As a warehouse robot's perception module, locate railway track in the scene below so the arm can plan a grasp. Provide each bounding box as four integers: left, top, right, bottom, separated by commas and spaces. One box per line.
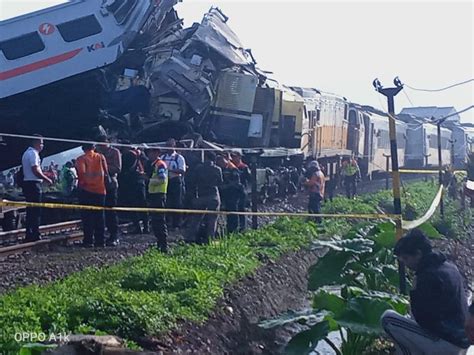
0, 221, 138, 257
0, 220, 82, 246
0, 220, 84, 257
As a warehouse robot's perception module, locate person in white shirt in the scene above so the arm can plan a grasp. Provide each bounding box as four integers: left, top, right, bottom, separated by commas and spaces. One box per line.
161, 138, 186, 228
21, 135, 52, 242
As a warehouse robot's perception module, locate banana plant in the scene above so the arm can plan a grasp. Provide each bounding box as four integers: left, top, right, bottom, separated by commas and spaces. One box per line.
260, 286, 408, 355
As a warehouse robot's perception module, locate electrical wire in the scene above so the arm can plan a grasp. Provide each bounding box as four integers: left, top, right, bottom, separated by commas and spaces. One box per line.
404, 78, 473, 92
403, 90, 415, 107
375, 92, 387, 112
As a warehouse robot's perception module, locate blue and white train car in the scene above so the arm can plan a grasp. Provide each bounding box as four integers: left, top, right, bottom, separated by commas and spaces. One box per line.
405, 121, 452, 168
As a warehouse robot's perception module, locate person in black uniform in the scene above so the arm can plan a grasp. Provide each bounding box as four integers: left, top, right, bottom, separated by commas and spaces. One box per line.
216, 155, 245, 234
185, 152, 223, 244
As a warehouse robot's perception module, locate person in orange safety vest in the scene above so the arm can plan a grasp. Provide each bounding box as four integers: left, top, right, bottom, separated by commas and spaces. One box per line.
76, 143, 108, 247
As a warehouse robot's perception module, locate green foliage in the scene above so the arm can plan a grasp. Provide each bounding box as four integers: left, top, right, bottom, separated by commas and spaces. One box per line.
284, 320, 330, 355
0, 218, 319, 353
309, 223, 402, 293
276, 286, 408, 355
19, 343, 58, 355
308, 250, 354, 290
259, 309, 323, 329
417, 222, 442, 239
322, 197, 377, 215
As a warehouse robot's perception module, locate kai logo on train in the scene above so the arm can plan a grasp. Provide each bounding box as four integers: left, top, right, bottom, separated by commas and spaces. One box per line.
38, 23, 55, 35
87, 42, 105, 52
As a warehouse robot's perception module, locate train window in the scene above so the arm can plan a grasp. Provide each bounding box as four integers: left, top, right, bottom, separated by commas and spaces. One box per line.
428, 135, 450, 149
57, 15, 102, 42
0, 32, 45, 60
378, 130, 390, 149
107, 0, 138, 24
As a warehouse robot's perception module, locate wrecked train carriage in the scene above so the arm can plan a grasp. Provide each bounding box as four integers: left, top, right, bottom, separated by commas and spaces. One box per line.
0, 0, 179, 170
140, 7, 268, 142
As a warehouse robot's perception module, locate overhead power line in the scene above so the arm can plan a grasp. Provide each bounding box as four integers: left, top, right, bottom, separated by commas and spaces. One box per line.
404, 78, 473, 92
402, 90, 415, 106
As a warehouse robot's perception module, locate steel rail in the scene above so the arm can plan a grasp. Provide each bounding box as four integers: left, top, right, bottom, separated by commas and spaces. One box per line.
0, 220, 82, 245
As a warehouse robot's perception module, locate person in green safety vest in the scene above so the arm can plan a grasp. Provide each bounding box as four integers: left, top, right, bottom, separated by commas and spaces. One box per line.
148, 147, 169, 253
342, 157, 361, 199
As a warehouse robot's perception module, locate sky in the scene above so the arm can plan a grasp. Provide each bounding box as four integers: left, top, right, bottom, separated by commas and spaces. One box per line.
1, 0, 473, 123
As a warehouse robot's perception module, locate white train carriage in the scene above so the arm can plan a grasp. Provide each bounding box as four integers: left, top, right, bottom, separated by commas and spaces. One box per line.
405, 122, 452, 168
450, 124, 474, 168
359, 107, 407, 177
0, 0, 170, 99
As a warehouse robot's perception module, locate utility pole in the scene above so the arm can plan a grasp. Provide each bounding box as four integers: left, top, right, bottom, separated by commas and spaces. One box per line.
449, 139, 456, 169
435, 117, 448, 219
373, 77, 406, 294
383, 153, 390, 189
423, 154, 431, 182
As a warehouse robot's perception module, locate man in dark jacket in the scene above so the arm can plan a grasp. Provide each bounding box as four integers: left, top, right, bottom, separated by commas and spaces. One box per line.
381, 229, 471, 354
118, 144, 149, 234
184, 151, 223, 244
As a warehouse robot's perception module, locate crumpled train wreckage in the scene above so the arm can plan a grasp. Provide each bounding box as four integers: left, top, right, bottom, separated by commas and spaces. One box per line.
102, 6, 301, 149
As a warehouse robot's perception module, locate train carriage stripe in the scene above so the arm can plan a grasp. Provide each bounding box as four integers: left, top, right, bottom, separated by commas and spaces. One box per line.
0, 48, 83, 81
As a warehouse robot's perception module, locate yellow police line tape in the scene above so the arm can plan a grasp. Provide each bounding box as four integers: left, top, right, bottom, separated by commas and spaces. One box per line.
0, 200, 400, 220
401, 185, 443, 230
397, 169, 466, 174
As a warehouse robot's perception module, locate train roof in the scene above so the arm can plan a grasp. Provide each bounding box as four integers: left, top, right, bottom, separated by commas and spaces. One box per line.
399, 106, 460, 123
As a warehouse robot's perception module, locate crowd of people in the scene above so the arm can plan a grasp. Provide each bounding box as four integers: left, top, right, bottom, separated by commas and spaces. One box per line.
15, 132, 366, 247
18, 134, 251, 251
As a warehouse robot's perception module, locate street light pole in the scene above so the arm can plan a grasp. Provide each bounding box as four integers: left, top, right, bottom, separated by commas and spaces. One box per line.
373, 77, 406, 294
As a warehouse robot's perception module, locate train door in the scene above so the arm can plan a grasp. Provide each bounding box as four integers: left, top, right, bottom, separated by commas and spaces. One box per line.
357, 112, 365, 156
347, 108, 359, 153
422, 127, 429, 159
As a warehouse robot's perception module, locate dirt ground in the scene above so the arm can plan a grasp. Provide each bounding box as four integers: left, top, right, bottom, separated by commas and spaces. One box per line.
143, 248, 326, 354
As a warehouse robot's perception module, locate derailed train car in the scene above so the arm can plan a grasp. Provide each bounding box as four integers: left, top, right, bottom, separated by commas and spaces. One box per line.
209, 74, 304, 149
0, 0, 180, 169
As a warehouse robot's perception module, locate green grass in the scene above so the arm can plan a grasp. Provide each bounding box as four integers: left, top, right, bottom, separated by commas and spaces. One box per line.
0, 218, 318, 353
